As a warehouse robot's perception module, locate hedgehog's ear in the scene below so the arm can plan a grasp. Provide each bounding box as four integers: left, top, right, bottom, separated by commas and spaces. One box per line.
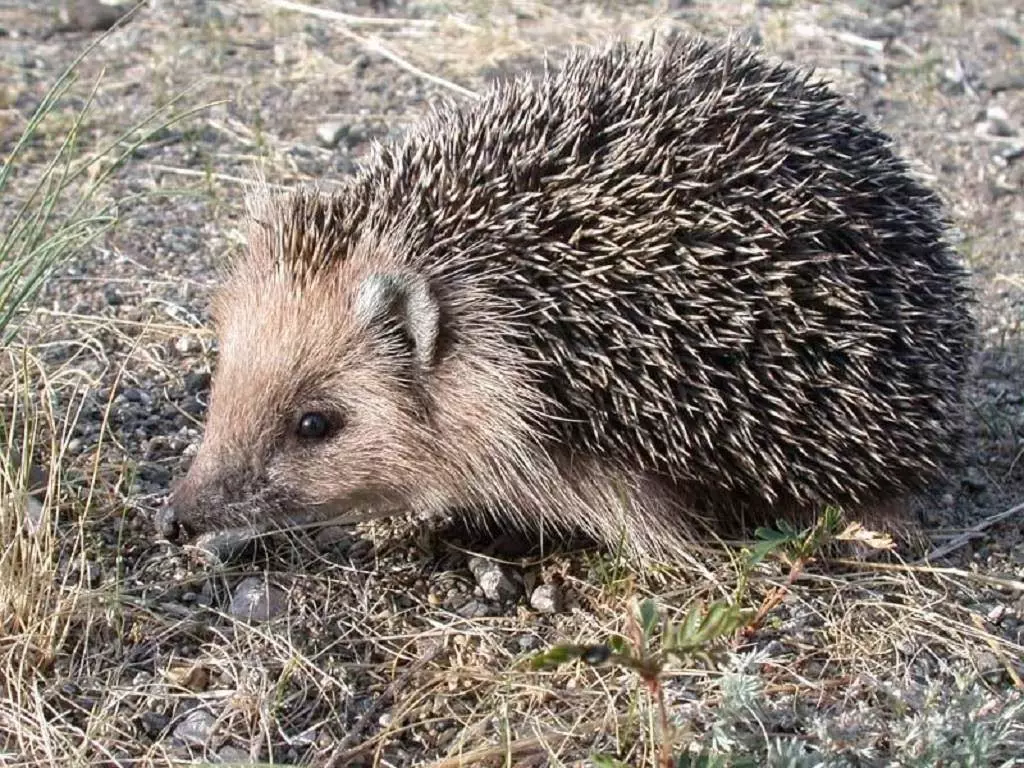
354, 272, 440, 368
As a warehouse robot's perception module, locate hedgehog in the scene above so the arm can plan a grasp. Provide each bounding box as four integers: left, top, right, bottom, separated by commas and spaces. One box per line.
159, 33, 975, 563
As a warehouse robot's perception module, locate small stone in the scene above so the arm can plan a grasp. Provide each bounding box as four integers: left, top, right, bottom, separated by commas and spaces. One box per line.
940, 60, 967, 95
454, 598, 492, 619
193, 527, 258, 563
316, 121, 348, 147
140, 464, 171, 485
518, 634, 540, 651
172, 708, 217, 747
216, 745, 251, 762
467, 556, 521, 602
988, 604, 1007, 624
529, 583, 563, 614
983, 105, 1017, 137
175, 335, 198, 355
229, 576, 287, 622
989, 73, 1024, 94
139, 710, 170, 738
122, 387, 143, 403
183, 371, 211, 394
22, 495, 45, 534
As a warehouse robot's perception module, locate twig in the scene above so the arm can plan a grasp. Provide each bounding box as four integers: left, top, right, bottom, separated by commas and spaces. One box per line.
260, 0, 478, 100
262, 0, 439, 27
143, 164, 296, 190
831, 30, 886, 54
833, 559, 1024, 592
918, 500, 1024, 563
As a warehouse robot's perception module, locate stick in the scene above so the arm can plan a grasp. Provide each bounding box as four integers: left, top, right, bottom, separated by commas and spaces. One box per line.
918, 500, 1024, 563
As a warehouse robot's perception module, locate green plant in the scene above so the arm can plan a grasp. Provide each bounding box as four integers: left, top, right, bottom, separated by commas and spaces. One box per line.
528, 508, 868, 767
0, 12, 215, 344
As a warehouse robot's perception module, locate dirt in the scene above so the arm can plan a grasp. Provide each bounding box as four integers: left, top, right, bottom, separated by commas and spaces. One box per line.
0, 0, 1022, 766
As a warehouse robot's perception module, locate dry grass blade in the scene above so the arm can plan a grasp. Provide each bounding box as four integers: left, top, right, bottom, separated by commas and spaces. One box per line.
260, 0, 479, 100
262, 0, 445, 28
919, 500, 1024, 563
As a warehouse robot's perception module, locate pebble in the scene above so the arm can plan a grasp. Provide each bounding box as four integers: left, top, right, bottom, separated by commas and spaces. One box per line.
103, 286, 124, 306
192, 528, 256, 563
228, 577, 288, 622
175, 335, 198, 355
139, 710, 170, 738
217, 745, 251, 762
172, 708, 217, 747
316, 121, 348, 147
981, 105, 1018, 137
529, 583, 563, 614
989, 72, 1024, 94
517, 635, 540, 651
467, 556, 521, 602
453, 598, 493, 619
183, 371, 210, 394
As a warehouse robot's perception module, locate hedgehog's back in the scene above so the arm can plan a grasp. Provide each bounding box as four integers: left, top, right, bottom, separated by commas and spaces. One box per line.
330, 35, 975, 519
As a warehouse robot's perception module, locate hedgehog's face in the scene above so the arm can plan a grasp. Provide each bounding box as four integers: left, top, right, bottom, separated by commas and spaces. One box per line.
160, 265, 449, 541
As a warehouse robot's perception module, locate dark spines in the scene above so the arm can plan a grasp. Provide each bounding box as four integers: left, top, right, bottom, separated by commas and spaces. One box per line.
256, 34, 974, 523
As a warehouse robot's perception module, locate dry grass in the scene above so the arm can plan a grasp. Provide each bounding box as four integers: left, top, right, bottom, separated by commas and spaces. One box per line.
1, 0, 1023, 765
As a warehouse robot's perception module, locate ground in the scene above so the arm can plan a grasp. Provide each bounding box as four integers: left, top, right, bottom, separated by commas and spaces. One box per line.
0, 0, 1023, 766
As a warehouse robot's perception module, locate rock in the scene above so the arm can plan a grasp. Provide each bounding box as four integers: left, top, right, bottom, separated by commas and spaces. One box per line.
987, 604, 1007, 624
229, 577, 287, 622
989, 73, 1024, 94
121, 387, 144, 403
529, 583, 563, 614
314, 525, 352, 551
22, 495, 45, 534
140, 463, 171, 485
184, 371, 211, 394
172, 707, 217, 747
216, 745, 251, 765
467, 556, 521, 602
175, 335, 198, 355
453, 598, 493, 619
216, 745, 251, 762
316, 121, 348, 148
977, 105, 1018, 138
517, 634, 540, 651
191, 528, 258, 563
138, 710, 170, 738
103, 286, 123, 306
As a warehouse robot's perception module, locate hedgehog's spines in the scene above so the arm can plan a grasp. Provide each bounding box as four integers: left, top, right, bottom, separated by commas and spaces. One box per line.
240, 33, 973, 545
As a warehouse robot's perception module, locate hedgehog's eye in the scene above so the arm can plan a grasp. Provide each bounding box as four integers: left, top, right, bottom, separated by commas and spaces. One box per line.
296, 411, 336, 440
